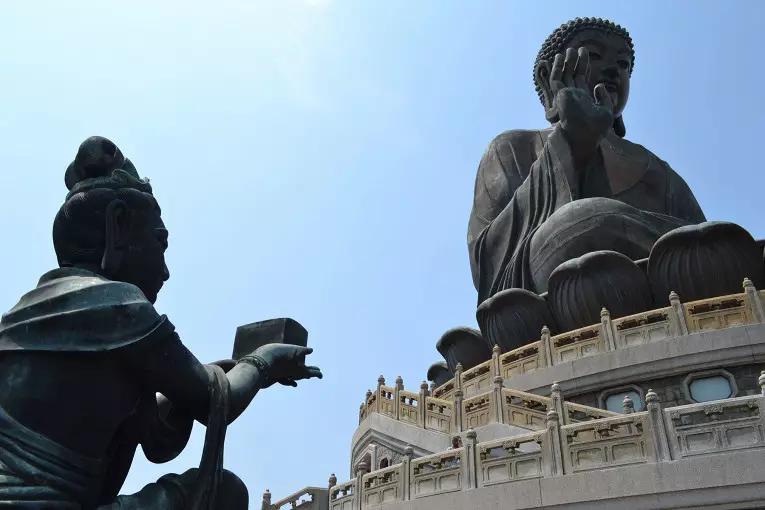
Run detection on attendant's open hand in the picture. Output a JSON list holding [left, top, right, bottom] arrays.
[[252, 344, 323, 388], [540, 47, 613, 152]]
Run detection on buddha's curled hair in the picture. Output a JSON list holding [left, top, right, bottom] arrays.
[[534, 17, 635, 106], [53, 136, 159, 268]]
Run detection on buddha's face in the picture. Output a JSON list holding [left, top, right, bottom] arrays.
[[118, 208, 170, 304], [568, 29, 632, 117]]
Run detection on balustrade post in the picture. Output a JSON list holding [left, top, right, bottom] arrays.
[[600, 307, 617, 351], [491, 346, 504, 424], [354, 461, 368, 510], [359, 403, 364, 424], [328, 474, 337, 510], [545, 410, 564, 477], [419, 381, 429, 428], [261, 489, 272, 510], [646, 389, 671, 462], [454, 388, 464, 433], [550, 382, 566, 425], [669, 291, 689, 336], [394, 376, 404, 421], [376, 375, 385, 411], [464, 428, 478, 489], [622, 394, 635, 414], [540, 326, 552, 367], [454, 363, 464, 392], [429, 381, 436, 395], [403, 445, 414, 501], [744, 278, 765, 323]]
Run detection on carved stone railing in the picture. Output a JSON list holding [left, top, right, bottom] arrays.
[[410, 449, 466, 498], [424, 397, 452, 433], [561, 412, 654, 473], [415, 280, 765, 407], [665, 395, 765, 458], [378, 385, 395, 419], [477, 431, 547, 486], [361, 462, 407, 507], [328, 479, 355, 510], [398, 390, 420, 426], [549, 323, 603, 364], [271, 487, 329, 510], [307, 384, 765, 509], [501, 388, 550, 430]]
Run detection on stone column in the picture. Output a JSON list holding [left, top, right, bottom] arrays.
[[540, 326, 553, 367], [744, 278, 765, 323], [454, 363, 464, 392], [623, 394, 635, 414], [261, 489, 272, 510], [394, 376, 404, 421], [550, 382, 566, 425], [419, 381, 429, 428], [545, 410, 564, 477], [354, 461, 368, 510], [600, 307, 617, 351], [464, 428, 479, 489], [669, 291, 689, 336], [646, 389, 671, 462]]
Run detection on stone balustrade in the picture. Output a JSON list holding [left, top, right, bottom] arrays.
[[359, 357, 618, 434], [424, 281, 765, 403], [325, 385, 765, 509], [267, 487, 329, 510]]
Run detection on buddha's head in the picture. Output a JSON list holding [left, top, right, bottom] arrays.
[[53, 136, 169, 303], [533, 17, 635, 137]]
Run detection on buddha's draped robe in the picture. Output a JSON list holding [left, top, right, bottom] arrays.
[[467, 126, 706, 304], [0, 268, 229, 509]]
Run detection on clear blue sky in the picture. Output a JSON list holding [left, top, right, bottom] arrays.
[[1, 0, 763, 502]]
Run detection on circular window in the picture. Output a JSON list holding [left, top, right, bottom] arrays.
[[604, 390, 644, 413], [689, 376, 733, 402]]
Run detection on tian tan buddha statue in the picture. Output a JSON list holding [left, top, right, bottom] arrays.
[[461, 17, 765, 358], [0, 136, 322, 508]]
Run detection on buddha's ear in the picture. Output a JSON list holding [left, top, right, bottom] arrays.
[[534, 60, 559, 123], [101, 199, 131, 277], [613, 115, 626, 138]]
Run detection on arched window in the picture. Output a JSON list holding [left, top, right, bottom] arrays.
[[379, 458, 389, 469]]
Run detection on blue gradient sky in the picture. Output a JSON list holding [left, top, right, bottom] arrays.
[[1, 0, 763, 501]]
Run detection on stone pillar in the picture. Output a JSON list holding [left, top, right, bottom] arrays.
[[429, 381, 436, 395], [464, 428, 479, 489], [545, 410, 564, 477], [354, 461, 368, 510], [419, 381, 429, 428], [646, 389, 671, 462], [403, 445, 414, 501], [744, 278, 765, 323], [600, 307, 617, 351], [328, 474, 337, 510], [540, 325, 553, 367], [261, 489, 272, 510], [550, 382, 566, 425], [454, 363, 464, 392], [491, 345, 502, 379], [759, 371, 765, 396], [394, 376, 404, 420], [669, 291, 689, 336], [491, 346, 504, 424], [623, 394, 635, 414], [454, 388, 464, 433]]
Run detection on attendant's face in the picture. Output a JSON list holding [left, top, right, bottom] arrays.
[[569, 30, 632, 117], [121, 209, 170, 304]]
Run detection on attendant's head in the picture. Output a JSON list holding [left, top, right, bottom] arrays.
[[53, 136, 169, 303], [533, 17, 635, 136]]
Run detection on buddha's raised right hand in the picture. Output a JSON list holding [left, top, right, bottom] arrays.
[[542, 47, 614, 157], [245, 344, 323, 388]]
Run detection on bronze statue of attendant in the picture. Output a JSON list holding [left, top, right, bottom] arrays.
[[467, 18, 706, 304], [0, 137, 323, 508]]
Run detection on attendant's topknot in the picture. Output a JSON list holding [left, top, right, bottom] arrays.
[[533, 17, 634, 105]]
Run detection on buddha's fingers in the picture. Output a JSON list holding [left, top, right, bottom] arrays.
[[574, 47, 589, 90], [549, 54, 565, 93], [593, 83, 614, 113], [562, 48, 577, 88]]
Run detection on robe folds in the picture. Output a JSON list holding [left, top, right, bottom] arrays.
[[467, 126, 706, 304], [0, 268, 231, 509]]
